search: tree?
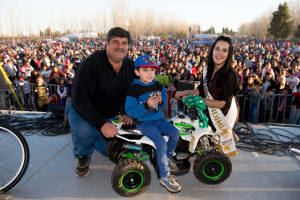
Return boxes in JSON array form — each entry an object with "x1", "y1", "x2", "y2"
[
  {"x1": 158, "y1": 31, "x2": 168, "y2": 38},
  {"x1": 7, "y1": 7, "x2": 15, "y2": 43},
  {"x1": 294, "y1": 24, "x2": 300, "y2": 38},
  {"x1": 268, "y1": 2, "x2": 293, "y2": 39}
]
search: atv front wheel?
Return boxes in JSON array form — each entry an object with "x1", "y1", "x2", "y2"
[
  {"x1": 193, "y1": 149, "x2": 232, "y2": 185},
  {"x1": 111, "y1": 159, "x2": 151, "y2": 197}
]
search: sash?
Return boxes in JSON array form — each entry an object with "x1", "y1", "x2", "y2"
[{"x1": 203, "y1": 66, "x2": 238, "y2": 157}]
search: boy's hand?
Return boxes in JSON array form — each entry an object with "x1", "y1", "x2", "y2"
[
  {"x1": 118, "y1": 114, "x2": 133, "y2": 125},
  {"x1": 157, "y1": 93, "x2": 162, "y2": 103},
  {"x1": 147, "y1": 96, "x2": 159, "y2": 107}
]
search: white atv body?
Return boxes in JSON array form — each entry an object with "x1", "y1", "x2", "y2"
[{"x1": 113, "y1": 113, "x2": 214, "y2": 154}]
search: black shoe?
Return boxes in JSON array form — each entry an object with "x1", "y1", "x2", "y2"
[{"x1": 76, "y1": 156, "x2": 91, "y2": 177}]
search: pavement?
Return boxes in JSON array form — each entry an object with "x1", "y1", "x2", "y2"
[{"x1": 1, "y1": 124, "x2": 300, "y2": 200}]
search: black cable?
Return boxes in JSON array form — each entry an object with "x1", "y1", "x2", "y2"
[
  {"x1": 233, "y1": 122, "x2": 300, "y2": 156},
  {"x1": 0, "y1": 107, "x2": 70, "y2": 136}
]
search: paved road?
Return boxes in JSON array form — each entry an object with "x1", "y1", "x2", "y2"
[{"x1": 1, "y1": 125, "x2": 300, "y2": 200}]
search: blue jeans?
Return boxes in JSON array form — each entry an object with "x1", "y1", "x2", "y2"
[
  {"x1": 65, "y1": 99, "x2": 116, "y2": 158},
  {"x1": 170, "y1": 110, "x2": 177, "y2": 118},
  {"x1": 136, "y1": 119, "x2": 179, "y2": 179},
  {"x1": 250, "y1": 103, "x2": 258, "y2": 123}
]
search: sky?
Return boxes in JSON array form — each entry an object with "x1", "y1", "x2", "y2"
[{"x1": 0, "y1": 0, "x2": 290, "y2": 35}]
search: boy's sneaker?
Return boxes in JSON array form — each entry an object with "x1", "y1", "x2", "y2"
[
  {"x1": 168, "y1": 157, "x2": 179, "y2": 171},
  {"x1": 160, "y1": 175, "x2": 181, "y2": 193},
  {"x1": 76, "y1": 156, "x2": 91, "y2": 177}
]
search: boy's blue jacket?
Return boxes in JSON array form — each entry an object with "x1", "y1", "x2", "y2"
[{"x1": 125, "y1": 79, "x2": 167, "y2": 123}]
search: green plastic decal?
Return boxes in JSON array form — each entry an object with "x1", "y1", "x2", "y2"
[{"x1": 174, "y1": 123, "x2": 194, "y2": 135}]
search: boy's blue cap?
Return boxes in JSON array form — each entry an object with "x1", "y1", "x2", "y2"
[{"x1": 134, "y1": 55, "x2": 160, "y2": 69}]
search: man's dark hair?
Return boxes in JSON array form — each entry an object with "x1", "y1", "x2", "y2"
[
  {"x1": 106, "y1": 27, "x2": 131, "y2": 45},
  {"x1": 287, "y1": 69, "x2": 294, "y2": 75}
]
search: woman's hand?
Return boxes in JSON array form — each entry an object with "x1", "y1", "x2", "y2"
[{"x1": 175, "y1": 91, "x2": 185, "y2": 100}]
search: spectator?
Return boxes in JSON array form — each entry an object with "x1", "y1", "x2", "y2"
[
  {"x1": 56, "y1": 58, "x2": 65, "y2": 73},
  {"x1": 261, "y1": 62, "x2": 275, "y2": 80},
  {"x1": 291, "y1": 82, "x2": 300, "y2": 124},
  {"x1": 277, "y1": 86, "x2": 292, "y2": 123},
  {"x1": 286, "y1": 69, "x2": 299, "y2": 90},
  {"x1": 19, "y1": 76, "x2": 32, "y2": 110},
  {"x1": 19, "y1": 61, "x2": 34, "y2": 78},
  {"x1": 259, "y1": 87, "x2": 274, "y2": 123},
  {"x1": 31, "y1": 69, "x2": 40, "y2": 84},
  {"x1": 3, "y1": 59, "x2": 17, "y2": 79},
  {"x1": 262, "y1": 73, "x2": 276, "y2": 91},
  {"x1": 49, "y1": 66, "x2": 62, "y2": 79},
  {"x1": 57, "y1": 78, "x2": 68, "y2": 107},
  {"x1": 40, "y1": 65, "x2": 52, "y2": 83},
  {"x1": 33, "y1": 76, "x2": 49, "y2": 112},
  {"x1": 249, "y1": 80, "x2": 265, "y2": 123},
  {"x1": 170, "y1": 97, "x2": 178, "y2": 118}
]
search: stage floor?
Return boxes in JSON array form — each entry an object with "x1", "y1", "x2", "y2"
[{"x1": 1, "y1": 116, "x2": 300, "y2": 200}]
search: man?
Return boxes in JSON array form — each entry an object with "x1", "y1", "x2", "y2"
[
  {"x1": 65, "y1": 27, "x2": 137, "y2": 177},
  {"x1": 244, "y1": 55, "x2": 251, "y2": 68},
  {"x1": 286, "y1": 69, "x2": 299, "y2": 90},
  {"x1": 3, "y1": 59, "x2": 17, "y2": 78},
  {"x1": 56, "y1": 58, "x2": 65, "y2": 73}
]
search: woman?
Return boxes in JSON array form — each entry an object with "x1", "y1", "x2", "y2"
[
  {"x1": 33, "y1": 76, "x2": 49, "y2": 112},
  {"x1": 274, "y1": 75, "x2": 290, "y2": 94},
  {"x1": 175, "y1": 36, "x2": 239, "y2": 156}
]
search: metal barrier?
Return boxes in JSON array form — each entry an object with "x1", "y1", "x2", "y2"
[
  {"x1": 2, "y1": 85, "x2": 299, "y2": 125},
  {"x1": 0, "y1": 83, "x2": 68, "y2": 111},
  {"x1": 236, "y1": 93, "x2": 298, "y2": 124}
]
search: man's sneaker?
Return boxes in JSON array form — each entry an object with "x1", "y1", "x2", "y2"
[
  {"x1": 168, "y1": 157, "x2": 179, "y2": 171},
  {"x1": 76, "y1": 156, "x2": 91, "y2": 177},
  {"x1": 160, "y1": 175, "x2": 181, "y2": 193}
]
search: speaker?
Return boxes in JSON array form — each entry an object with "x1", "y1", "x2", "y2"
[{"x1": 178, "y1": 80, "x2": 200, "y2": 91}]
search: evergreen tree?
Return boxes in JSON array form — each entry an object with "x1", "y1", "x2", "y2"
[
  {"x1": 268, "y1": 2, "x2": 293, "y2": 39},
  {"x1": 293, "y1": 24, "x2": 300, "y2": 38},
  {"x1": 222, "y1": 27, "x2": 225, "y2": 34}
]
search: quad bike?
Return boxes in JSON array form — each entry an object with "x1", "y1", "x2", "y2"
[{"x1": 108, "y1": 103, "x2": 232, "y2": 197}]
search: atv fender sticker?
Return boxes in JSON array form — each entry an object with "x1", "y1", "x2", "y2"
[{"x1": 188, "y1": 128, "x2": 214, "y2": 153}]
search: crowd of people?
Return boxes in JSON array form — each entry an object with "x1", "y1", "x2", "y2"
[{"x1": 1, "y1": 36, "x2": 300, "y2": 123}]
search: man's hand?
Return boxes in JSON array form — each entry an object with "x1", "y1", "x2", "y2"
[
  {"x1": 100, "y1": 122, "x2": 118, "y2": 138},
  {"x1": 147, "y1": 96, "x2": 159, "y2": 107},
  {"x1": 118, "y1": 114, "x2": 133, "y2": 126},
  {"x1": 175, "y1": 91, "x2": 185, "y2": 100}
]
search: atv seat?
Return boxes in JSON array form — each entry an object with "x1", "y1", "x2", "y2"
[{"x1": 121, "y1": 120, "x2": 174, "y2": 135}]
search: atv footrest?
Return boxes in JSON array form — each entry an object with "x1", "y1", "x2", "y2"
[{"x1": 170, "y1": 158, "x2": 191, "y2": 175}]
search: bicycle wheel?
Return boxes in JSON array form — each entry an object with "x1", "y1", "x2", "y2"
[{"x1": 0, "y1": 123, "x2": 30, "y2": 194}]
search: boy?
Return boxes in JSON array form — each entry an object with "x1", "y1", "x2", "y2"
[
  {"x1": 19, "y1": 77, "x2": 32, "y2": 110},
  {"x1": 249, "y1": 80, "x2": 265, "y2": 123},
  {"x1": 259, "y1": 87, "x2": 274, "y2": 123},
  {"x1": 125, "y1": 55, "x2": 181, "y2": 193}
]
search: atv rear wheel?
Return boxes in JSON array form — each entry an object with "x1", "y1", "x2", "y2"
[{"x1": 107, "y1": 138, "x2": 124, "y2": 163}]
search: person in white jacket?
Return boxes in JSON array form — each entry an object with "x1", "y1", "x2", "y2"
[{"x1": 261, "y1": 62, "x2": 275, "y2": 81}]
